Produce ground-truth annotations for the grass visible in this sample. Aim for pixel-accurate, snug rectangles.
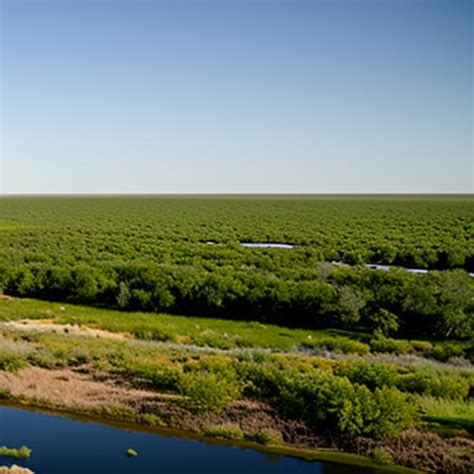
[202,424,244,440]
[0,297,372,353]
[418,396,474,430]
[0,297,444,358]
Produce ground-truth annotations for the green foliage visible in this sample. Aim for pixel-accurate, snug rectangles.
[397,369,470,399]
[367,308,399,336]
[369,335,411,355]
[178,371,242,413]
[418,395,474,428]
[0,352,27,372]
[431,271,474,339]
[0,388,11,399]
[273,370,414,439]
[0,196,472,340]
[364,387,416,440]
[335,361,398,391]
[303,336,370,355]
[253,429,284,445]
[117,282,131,309]
[202,424,244,440]
[369,447,394,465]
[0,446,31,459]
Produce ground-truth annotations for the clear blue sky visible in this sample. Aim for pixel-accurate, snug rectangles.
[1,0,472,194]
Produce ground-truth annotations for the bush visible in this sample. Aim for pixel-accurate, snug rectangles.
[253,429,284,446]
[370,335,411,355]
[178,371,242,413]
[0,388,11,399]
[132,363,182,391]
[0,352,27,372]
[27,348,61,369]
[397,369,470,399]
[275,371,415,439]
[0,446,31,459]
[202,424,244,440]
[364,387,416,439]
[370,447,394,465]
[410,340,434,354]
[335,361,398,391]
[132,327,174,342]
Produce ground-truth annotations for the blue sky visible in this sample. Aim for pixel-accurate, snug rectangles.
[1,0,472,193]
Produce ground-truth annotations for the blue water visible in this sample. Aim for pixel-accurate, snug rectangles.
[0,405,384,473]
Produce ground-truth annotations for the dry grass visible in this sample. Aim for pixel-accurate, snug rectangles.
[0,367,173,411]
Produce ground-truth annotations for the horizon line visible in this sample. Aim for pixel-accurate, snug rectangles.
[1,192,473,197]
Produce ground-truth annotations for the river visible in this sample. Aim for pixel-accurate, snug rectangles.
[0,405,397,474]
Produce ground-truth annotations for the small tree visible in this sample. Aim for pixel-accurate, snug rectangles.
[117,281,131,308]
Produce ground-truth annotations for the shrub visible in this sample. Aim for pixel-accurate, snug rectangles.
[178,371,242,413]
[370,335,411,355]
[410,340,434,354]
[253,429,284,446]
[132,363,182,392]
[202,424,244,440]
[27,348,61,369]
[305,336,370,355]
[364,387,416,439]
[367,308,399,336]
[397,369,470,399]
[132,327,174,342]
[276,371,364,437]
[0,388,11,399]
[370,447,394,465]
[0,352,27,372]
[431,342,466,362]
[140,413,164,427]
[335,361,398,391]
[275,371,415,439]
[0,446,31,459]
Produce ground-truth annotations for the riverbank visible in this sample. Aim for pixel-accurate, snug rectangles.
[1,366,472,473]
[0,399,418,474]
[1,297,473,473]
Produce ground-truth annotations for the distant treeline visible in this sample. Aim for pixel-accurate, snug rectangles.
[1,262,472,340]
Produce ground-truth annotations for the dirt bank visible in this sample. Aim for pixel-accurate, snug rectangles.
[1,367,472,473]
